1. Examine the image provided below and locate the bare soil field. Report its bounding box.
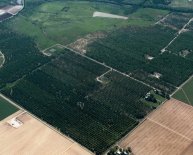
[0,111,93,155]
[182,142,193,155]
[119,99,193,155]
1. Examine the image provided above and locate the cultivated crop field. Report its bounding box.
[2,49,153,154]
[158,13,193,30]
[1,0,193,154]
[0,95,18,121]
[170,0,193,9]
[86,12,193,94]
[168,29,193,60]
[119,99,193,155]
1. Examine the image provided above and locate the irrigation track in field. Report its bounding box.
[96,69,112,83]
[161,17,193,54]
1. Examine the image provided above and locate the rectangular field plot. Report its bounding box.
[86,25,193,93]
[157,13,193,30]
[170,0,193,9]
[173,77,193,105]
[0,95,18,121]
[2,49,152,154]
[118,99,193,155]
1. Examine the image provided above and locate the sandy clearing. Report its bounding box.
[118,99,193,155]
[93,11,128,20]
[0,111,93,155]
[68,32,106,54]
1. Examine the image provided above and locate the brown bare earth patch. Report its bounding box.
[118,99,193,155]
[68,32,106,54]
[0,111,93,155]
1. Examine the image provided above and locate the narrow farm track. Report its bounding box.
[161,17,193,54]
[96,69,112,83]
[181,88,191,105]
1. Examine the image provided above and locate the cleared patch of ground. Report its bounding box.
[0,111,93,155]
[118,99,193,155]
[93,11,128,19]
[0,3,23,22]
[68,32,106,54]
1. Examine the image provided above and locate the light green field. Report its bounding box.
[170,0,193,9]
[173,77,193,105]
[6,1,168,49]
[0,96,18,121]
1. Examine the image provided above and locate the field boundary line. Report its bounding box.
[57,44,155,90]
[161,17,193,54]
[0,93,95,155]
[61,142,76,154]
[181,88,191,105]
[147,117,193,142]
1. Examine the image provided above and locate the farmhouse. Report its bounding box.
[119,99,193,155]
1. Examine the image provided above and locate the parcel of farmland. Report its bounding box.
[2,49,153,154]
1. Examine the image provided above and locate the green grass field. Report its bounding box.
[6,1,168,49]
[173,77,193,104]
[0,96,18,121]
